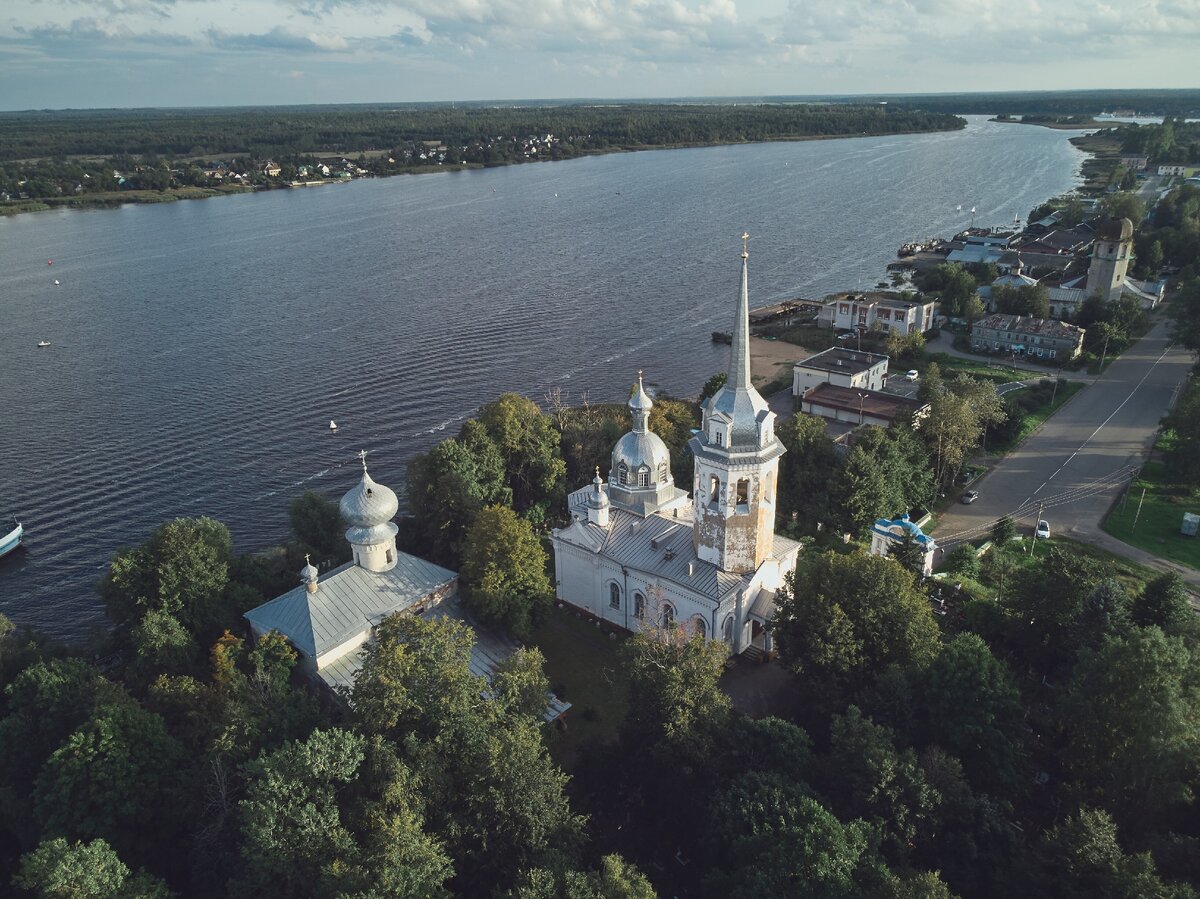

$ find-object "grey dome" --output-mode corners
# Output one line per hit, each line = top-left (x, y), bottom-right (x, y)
(611, 431), (672, 485)
(340, 470), (399, 530)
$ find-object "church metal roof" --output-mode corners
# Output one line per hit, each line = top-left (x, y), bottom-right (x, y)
(559, 489), (800, 603)
(314, 595), (571, 722)
(244, 553), (457, 659)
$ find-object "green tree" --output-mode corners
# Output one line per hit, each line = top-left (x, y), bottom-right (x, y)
(236, 728), (366, 897)
(128, 609), (197, 684)
(475, 393), (566, 514)
(100, 517), (234, 637)
(491, 646), (552, 719)
(1133, 572), (1195, 633)
(460, 504), (552, 639)
(407, 434), (511, 566)
(287, 490), (346, 561)
(34, 702), (186, 862)
(831, 444), (891, 535)
(14, 837), (171, 899)
(700, 372), (727, 401)
(963, 293), (986, 326)
(703, 770), (883, 899)
(944, 544), (981, 579)
(775, 412), (839, 530)
(504, 855), (657, 899)
(1030, 807), (1193, 899)
(774, 553), (942, 703)
(824, 706), (940, 859)
(918, 360), (944, 402)
(1006, 547), (1106, 671)
(1100, 192), (1147, 225)
(992, 516), (1016, 544)
(992, 283), (1051, 319)
(1070, 578), (1134, 652)
(1061, 628), (1200, 831)
(920, 634), (1023, 788)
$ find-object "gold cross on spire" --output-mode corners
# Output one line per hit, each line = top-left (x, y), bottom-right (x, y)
(741, 231), (750, 258)
(304, 553), (311, 565)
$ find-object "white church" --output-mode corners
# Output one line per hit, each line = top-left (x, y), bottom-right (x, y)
(550, 241), (801, 658)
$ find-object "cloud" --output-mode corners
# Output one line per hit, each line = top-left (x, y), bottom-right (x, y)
(206, 25), (352, 52)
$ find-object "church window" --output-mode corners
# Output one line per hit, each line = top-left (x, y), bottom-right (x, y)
(735, 478), (750, 512)
(722, 615), (735, 644)
(693, 617), (707, 639)
(638, 467), (650, 488)
(708, 476), (720, 506)
(385, 549), (394, 564)
(618, 462), (628, 485)
(657, 461), (668, 481)
(634, 592), (645, 620)
(661, 603), (675, 628)
(764, 472), (775, 504)
(609, 582), (621, 610)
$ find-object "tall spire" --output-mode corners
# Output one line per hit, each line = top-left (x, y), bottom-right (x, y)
(730, 233), (752, 390)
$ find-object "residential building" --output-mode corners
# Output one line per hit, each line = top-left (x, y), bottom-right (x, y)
(971, 313), (1085, 360)
(800, 384), (929, 429)
(551, 246), (800, 659)
(1158, 164), (1188, 176)
(262, 161), (282, 177)
(792, 347), (888, 399)
(1120, 155), (1149, 171)
(818, 291), (936, 335)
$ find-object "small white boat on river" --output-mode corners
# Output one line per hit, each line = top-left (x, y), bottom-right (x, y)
(0, 522), (23, 559)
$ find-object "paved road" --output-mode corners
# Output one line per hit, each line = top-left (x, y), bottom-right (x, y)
(932, 317), (1198, 585)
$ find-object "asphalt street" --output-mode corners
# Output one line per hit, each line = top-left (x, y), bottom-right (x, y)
(931, 317), (1195, 579)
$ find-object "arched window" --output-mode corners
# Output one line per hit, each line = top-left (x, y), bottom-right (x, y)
(661, 603), (675, 628)
(722, 615), (735, 644)
(638, 467), (650, 487)
(609, 582), (621, 610)
(764, 472), (775, 504)
(657, 461), (669, 482)
(634, 592), (645, 620)
(618, 462), (629, 485)
(735, 478), (750, 511)
(709, 476), (720, 507)
(693, 617), (707, 639)
(385, 549), (394, 564)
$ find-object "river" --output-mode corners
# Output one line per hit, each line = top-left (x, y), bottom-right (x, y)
(0, 115), (1089, 639)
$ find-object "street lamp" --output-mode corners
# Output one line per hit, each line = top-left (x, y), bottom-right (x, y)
(857, 391), (867, 425)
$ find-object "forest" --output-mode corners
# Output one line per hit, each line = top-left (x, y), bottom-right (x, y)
(0, 103), (964, 163)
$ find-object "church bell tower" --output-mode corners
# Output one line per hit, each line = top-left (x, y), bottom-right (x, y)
(689, 235), (785, 574)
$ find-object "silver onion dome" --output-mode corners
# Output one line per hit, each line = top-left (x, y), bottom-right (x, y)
(341, 452), (399, 545)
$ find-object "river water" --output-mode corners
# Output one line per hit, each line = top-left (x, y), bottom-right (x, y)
(0, 115), (1088, 639)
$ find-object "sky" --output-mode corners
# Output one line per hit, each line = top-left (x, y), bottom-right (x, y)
(2, 0), (1198, 110)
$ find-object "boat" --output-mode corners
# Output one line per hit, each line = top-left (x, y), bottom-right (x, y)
(0, 522), (22, 559)
(37, 340), (50, 348)
(329, 420), (338, 431)
(53, 279), (60, 286)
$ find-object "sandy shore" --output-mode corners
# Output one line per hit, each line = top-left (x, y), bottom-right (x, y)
(749, 336), (812, 386)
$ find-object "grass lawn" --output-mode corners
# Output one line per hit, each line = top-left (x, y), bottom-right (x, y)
(1102, 461), (1200, 571)
(967, 536), (1159, 598)
(529, 605), (631, 771)
(990, 380), (1085, 454)
(927, 352), (1031, 384)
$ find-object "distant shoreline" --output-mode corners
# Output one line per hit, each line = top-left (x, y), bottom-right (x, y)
(0, 124), (966, 218)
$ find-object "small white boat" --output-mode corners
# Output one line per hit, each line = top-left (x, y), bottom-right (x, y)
(53, 279), (60, 286)
(0, 522), (22, 559)
(37, 340), (50, 348)
(329, 420), (338, 431)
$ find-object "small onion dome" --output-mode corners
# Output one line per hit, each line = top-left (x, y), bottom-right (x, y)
(588, 467), (609, 508)
(300, 554), (319, 592)
(629, 370), (653, 413)
(340, 453), (399, 546)
(1096, 217), (1133, 242)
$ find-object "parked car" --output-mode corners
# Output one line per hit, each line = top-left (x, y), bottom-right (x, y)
(905, 369), (919, 382)
(1035, 520), (1050, 539)
(961, 490), (979, 504)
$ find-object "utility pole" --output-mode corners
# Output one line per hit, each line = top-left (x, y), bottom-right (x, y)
(1132, 487), (1147, 531)
(1099, 333), (1111, 372)
(1051, 374), (1060, 405)
(1029, 501), (1044, 557)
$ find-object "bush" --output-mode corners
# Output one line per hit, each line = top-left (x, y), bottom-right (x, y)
(945, 545), (981, 579)
(992, 516), (1016, 544)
